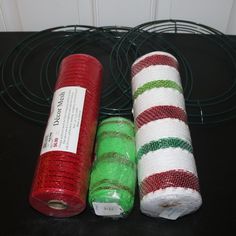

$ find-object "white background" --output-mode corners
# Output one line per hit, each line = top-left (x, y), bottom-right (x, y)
(0, 0), (235, 34)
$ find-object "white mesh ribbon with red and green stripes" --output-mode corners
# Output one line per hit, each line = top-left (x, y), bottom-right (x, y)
(132, 51), (202, 220)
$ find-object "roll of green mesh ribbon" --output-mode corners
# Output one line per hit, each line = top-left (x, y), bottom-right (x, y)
(89, 117), (136, 217)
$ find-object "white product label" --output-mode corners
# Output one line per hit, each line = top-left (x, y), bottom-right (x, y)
(159, 207), (185, 220)
(92, 202), (124, 216)
(40, 86), (86, 155)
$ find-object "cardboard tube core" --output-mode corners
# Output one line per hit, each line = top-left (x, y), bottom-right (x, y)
(48, 200), (67, 210)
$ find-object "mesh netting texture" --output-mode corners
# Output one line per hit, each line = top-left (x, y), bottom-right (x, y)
(132, 51), (202, 220)
(29, 54), (102, 217)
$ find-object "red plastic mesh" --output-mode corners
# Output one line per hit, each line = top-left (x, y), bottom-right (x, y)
(140, 170), (200, 199)
(132, 54), (179, 78)
(29, 54), (102, 217)
(135, 105), (187, 129)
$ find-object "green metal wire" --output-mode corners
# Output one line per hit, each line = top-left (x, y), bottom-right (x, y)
(0, 25), (133, 124)
(110, 19), (236, 125)
(1, 20), (236, 125)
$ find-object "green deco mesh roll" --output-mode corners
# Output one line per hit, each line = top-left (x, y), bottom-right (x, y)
(89, 117), (136, 217)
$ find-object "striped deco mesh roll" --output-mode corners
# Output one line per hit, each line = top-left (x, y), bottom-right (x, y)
(132, 51), (202, 220)
(89, 117), (136, 217)
(29, 54), (102, 217)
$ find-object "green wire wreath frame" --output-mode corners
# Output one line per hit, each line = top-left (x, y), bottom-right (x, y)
(1, 20), (236, 125)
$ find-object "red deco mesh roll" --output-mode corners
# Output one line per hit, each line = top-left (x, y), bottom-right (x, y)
(131, 54), (179, 78)
(140, 170), (200, 199)
(29, 54), (102, 217)
(135, 105), (187, 129)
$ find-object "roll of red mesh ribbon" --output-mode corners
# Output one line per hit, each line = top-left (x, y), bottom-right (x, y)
(29, 54), (103, 217)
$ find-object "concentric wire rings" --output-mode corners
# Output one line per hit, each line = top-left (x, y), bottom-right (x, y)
(0, 25), (132, 124)
(1, 20), (236, 125)
(110, 19), (236, 125)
